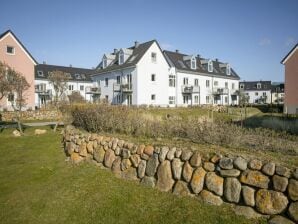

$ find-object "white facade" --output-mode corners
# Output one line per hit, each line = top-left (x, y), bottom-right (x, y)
(242, 90), (272, 104)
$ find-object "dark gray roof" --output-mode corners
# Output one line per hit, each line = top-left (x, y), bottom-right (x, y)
(35, 64), (94, 82)
(239, 81), (271, 91)
(94, 40), (165, 74)
(0, 30), (38, 64)
(281, 43), (298, 64)
(271, 83), (284, 93)
(163, 50), (240, 80)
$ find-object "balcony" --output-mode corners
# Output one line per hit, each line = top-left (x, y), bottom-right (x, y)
(213, 88), (229, 95)
(86, 86), (101, 95)
(181, 85), (200, 94)
(35, 85), (51, 95)
(230, 90), (239, 96)
(113, 83), (133, 93)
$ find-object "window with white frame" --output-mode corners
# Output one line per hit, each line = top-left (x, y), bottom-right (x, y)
(69, 85), (74, 91)
(191, 57), (196, 69)
(183, 95), (189, 104)
(151, 94), (156, 101)
(225, 82), (228, 88)
(151, 74), (156, 82)
(255, 92), (258, 96)
(208, 60), (213, 72)
(240, 84), (244, 89)
(194, 79), (199, 87)
(183, 77), (188, 85)
(194, 95), (199, 104)
(116, 76), (121, 84)
(37, 71), (44, 77)
(263, 92), (266, 96)
(206, 80), (210, 87)
(206, 95), (210, 104)
(169, 96), (175, 105)
(105, 78), (109, 87)
(257, 83), (261, 89)
(6, 46), (15, 54)
(225, 96), (228, 103)
(169, 75), (176, 87)
(80, 85), (84, 91)
(119, 51), (124, 65)
(116, 94), (121, 104)
(8, 93), (14, 102)
(232, 83), (235, 89)
(151, 52), (157, 63)
(105, 95), (109, 101)
(214, 81), (218, 86)
(226, 64), (231, 75)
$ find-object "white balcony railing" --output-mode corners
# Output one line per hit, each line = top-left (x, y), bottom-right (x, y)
(212, 88), (229, 95)
(86, 86), (101, 94)
(113, 83), (132, 92)
(181, 85), (200, 94)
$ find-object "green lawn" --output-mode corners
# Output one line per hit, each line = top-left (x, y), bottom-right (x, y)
(0, 127), (266, 224)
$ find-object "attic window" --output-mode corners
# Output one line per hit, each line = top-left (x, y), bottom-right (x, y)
(75, 74), (81, 79)
(119, 51), (124, 65)
(6, 46), (15, 54)
(226, 64), (231, 75)
(37, 71), (44, 77)
(240, 84), (244, 89)
(257, 83), (261, 89)
(191, 57), (196, 70)
(102, 56), (107, 69)
(151, 52), (157, 63)
(208, 60), (213, 72)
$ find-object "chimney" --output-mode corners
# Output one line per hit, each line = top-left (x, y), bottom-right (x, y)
(175, 49), (179, 53)
(114, 48), (118, 54)
(197, 54), (200, 58)
(69, 64), (72, 67)
(134, 41), (140, 48)
(43, 61), (46, 64)
(215, 58), (218, 62)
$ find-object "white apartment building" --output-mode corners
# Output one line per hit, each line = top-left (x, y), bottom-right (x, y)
(35, 64), (98, 108)
(239, 81), (272, 104)
(92, 40), (240, 106)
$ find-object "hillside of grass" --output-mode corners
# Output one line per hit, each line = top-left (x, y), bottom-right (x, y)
(0, 127), (266, 224)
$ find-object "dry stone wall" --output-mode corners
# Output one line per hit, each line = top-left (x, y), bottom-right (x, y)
(63, 125), (298, 223)
(1, 110), (61, 121)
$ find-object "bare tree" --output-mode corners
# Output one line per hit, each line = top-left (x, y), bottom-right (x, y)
(0, 61), (12, 101)
(68, 91), (85, 104)
(48, 70), (69, 131)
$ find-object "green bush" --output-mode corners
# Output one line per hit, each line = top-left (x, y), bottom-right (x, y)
(68, 104), (298, 155)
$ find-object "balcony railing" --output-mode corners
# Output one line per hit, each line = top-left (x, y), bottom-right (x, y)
(113, 83), (133, 93)
(86, 86), (101, 94)
(181, 85), (200, 94)
(35, 85), (51, 95)
(230, 90), (239, 96)
(212, 88), (229, 95)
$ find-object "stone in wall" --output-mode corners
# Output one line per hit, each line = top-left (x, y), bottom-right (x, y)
(190, 167), (206, 194)
(156, 160), (174, 192)
(205, 172), (223, 196)
(240, 170), (270, 189)
(182, 161), (193, 183)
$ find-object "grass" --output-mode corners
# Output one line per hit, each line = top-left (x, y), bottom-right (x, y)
(0, 127), (266, 224)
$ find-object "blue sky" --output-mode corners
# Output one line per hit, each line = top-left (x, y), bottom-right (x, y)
(0, 0), (297, 81)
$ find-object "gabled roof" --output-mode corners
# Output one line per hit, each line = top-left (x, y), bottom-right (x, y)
(0, 30), (38, 65)
(239, 81), (271, 91)
(35, 64), (94, 82)
(281, 43), (298, 64)
(163, 50), (240, 80)
(94, 40), (163, 74)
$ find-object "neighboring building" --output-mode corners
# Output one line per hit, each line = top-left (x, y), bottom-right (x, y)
(0, 30), (38, 110)
(271, 82), (284, 105)
(35, 64), (97, 108)
(164, 50), (240, 106)
(239, 81), (272, 104)
(281, 43), (298, 114)
(92, 40), (240, 106)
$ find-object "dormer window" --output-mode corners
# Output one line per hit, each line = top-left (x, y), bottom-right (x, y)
(240, 84), (244, 89)
(6, 46), (15, 54)
(208, 60), (213, 72)
(191, 57), (196, 70)
(226, 64), (231, 75)
(37, 71), (44, 77)
(257, 83), (261, 89)
(151, 52), (157, 63)
(102, 56), (107, 69)
(75, 74), (81, 79)
(119, 50), (124, 65)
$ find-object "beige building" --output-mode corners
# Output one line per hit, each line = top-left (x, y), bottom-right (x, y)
(0, 30), (37, 110)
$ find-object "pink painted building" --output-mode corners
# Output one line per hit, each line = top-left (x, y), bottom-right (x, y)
(0, 30), (37, 110)
(281, 43), (298, 114)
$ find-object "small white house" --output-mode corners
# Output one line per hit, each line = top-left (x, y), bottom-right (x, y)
(35, 64), (98, 108)
(239, 81), (272, 104)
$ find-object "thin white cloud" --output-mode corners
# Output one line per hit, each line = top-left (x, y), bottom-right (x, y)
(285, 37), (297, 46)
(160, 42), (174, 50)
(258, 38), (271, 46)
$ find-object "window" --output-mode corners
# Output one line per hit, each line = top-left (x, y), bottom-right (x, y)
(97, 80), (100, 87)
(116, 94), (121, 104)
(208, 60), (213, 72)
(232, 83), (235, 90)
(105, 95), (109, 101)
(225, 96), (228, 104)
(169, 96), (175, 105)
(105, 78), (109, 87)
(263, 92), (266, 96)
(151, 52), (157, 62)
(75, 74), (81, 79)
(206, 80), (210, 87)
(80, 85), (84, 91)
(183, 77), (188, 85)
(8, 93), (14, 102)
(240, 84), (244, 89)
(6, 46), (15, 54)
(119, 51), (124, 65)
(194, 79), (199, 87)
(151, 74), (156, 82)
(225, 82), (228, 88)
(116, 76), (121, 84)
(214, 81), (218, 86)
(151, 94), (156, 101)
(226, 64), (231, 75)
(257, 83), (261, 89)
(68, 85), (74, 91)
(191, 57), (196, 70)
(37, 71), (44, 77)
(255, 92), (258, 96)
(194, 95), (199, 104)
(183, 95), (189, 104)
(206, 95), (210, 104)
(169, 75), (176, 87)
(102, 56), (107, 68)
